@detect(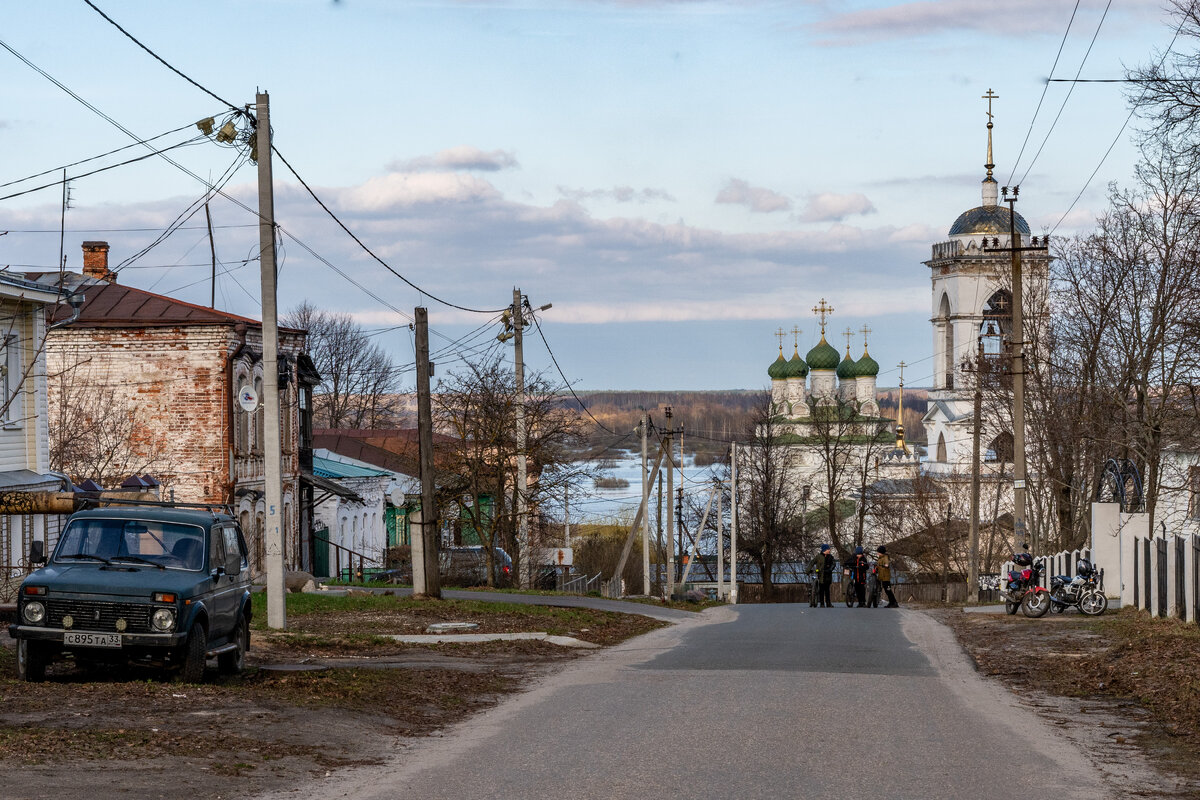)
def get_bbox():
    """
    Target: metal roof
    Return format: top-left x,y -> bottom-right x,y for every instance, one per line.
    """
312,454 -> 390,479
